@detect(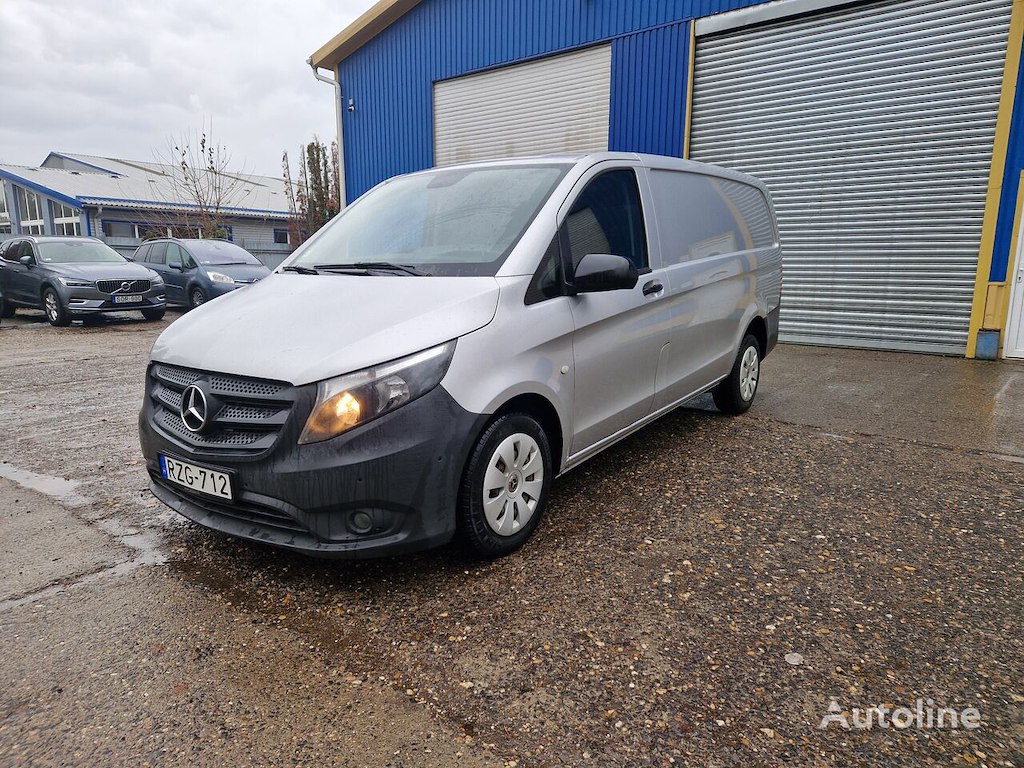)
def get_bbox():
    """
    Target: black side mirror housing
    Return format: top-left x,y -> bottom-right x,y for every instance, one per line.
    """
573,253 -> 639,293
